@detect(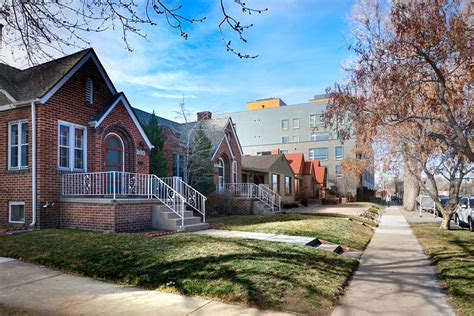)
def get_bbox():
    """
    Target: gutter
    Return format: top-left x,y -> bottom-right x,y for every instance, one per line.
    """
30,100 -> 39,227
